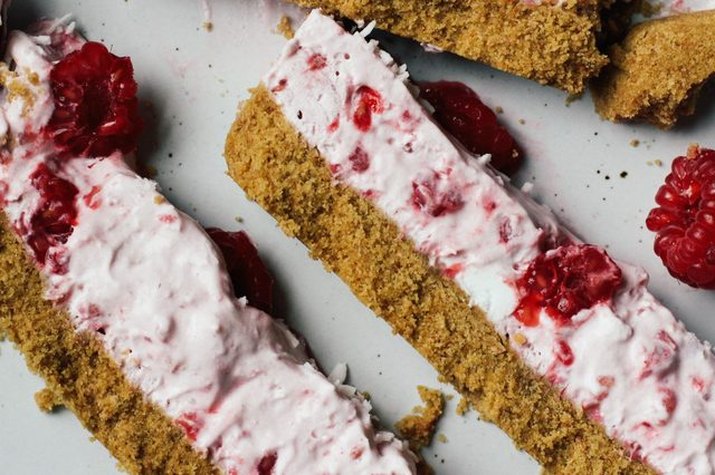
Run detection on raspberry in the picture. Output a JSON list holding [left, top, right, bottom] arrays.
[[27, 164, 79, 266], [411, 175, 464, 217], [514, 244, 623, 326], [176, 412, 203, 442], [257, 452, 277, 475], [352, 86, 384, 132], [348, 146, 370, 172], [646, 147, 715, 288], [206, 228, 274, 313], [48, 42, 143, 158], [419, 81, 523, 176]]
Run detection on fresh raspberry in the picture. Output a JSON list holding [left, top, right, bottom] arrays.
[[206, 228, 274, 313], [419, 81, 523, 176], [27, 163, 79, 266], [514, 244, 623, 327], [646, 147, 715, 288], [48, 42, 143, 158]]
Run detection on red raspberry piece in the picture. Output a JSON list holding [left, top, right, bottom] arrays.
[[352, 86, 384, 132], [307, 53, 327, 71], [514, 244, 623, 326], [176, 412, 203, 442], [257, 452, 277, 474], [411, 175, 464, 217], [206, 228, 274, 314], [419, 81, 523, 176], [646, 147, 715, 289], [48, 42, 143, 157], [27, 164, 79, 266], [348, 146, 370, 172]]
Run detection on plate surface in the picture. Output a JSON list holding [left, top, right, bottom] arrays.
[[1, 1, 714, 474]]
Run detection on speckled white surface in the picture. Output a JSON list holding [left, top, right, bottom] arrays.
[[1, 1, 714, 474]]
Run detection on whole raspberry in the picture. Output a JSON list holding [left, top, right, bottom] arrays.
[[48, 42, 143, 157], [419, 81, 523, 176], [646, 147, 715, 288]]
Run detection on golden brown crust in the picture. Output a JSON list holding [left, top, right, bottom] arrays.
[[0, 217, 218, 475], [224, 86, 655, 474], [396, 386, 445, 450], [592, 10, 715, 128], [287, 0, 609, 94]]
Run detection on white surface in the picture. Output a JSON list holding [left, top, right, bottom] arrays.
[[0, 1, 713, 474]]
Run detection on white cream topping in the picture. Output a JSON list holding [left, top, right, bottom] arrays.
[[267, 10, 715, 474], [0, 22, 416, 475], [636, 0, 715, 21]]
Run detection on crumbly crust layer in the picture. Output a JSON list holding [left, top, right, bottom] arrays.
[[287, 0, 609, 94], [224, 86, 654, 474], [593, 10, 715, 128], [0, 217, 217, 475]]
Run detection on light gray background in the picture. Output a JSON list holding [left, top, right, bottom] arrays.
[[1, 1, 713, 473]]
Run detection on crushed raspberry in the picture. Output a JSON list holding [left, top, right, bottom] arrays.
[[48, 42, 143, 157], [348, 146, 370, 172], [327, 116, 340, 133], [499, 219, 513, 244], [176, 412, 203, 442], [272, 78, 288, 93], [82, 185, 102, 209], [257, 452, 277, 475], [27, 164, 79, 266], [419, 81, 523, 176], [555, 340, 574, 366], [307, 53, 327, 71], [206, 228, 274, 314], [646, 147, 715, 289], [411, 175, 464, 217], [352, 86, 384, 132], [514, 244, 623, 327]]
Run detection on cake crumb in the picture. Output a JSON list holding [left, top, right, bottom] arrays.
[[396, 386, 445, 450], [202, 21, 214, 32], [518, 118, 526, 125], [153, 195, 166, 205], [436, 433, 448, 444], [630, 139, 640, 148], [495, 106, 504, 114], [276, 15, 295, 39], [654, 159, 664, 167], [456, 397, 471, 416], [34, 387, 64, 413], [512, 332, 528, 346]]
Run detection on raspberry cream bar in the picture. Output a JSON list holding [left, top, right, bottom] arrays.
[[285, 0, 609, 95], [593, 6, 715, 128], [0, 17, 416, 475], [226, 10, 715, 474]]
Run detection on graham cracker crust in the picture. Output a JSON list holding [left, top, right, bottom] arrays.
[[287, 0, 609, 95], [593, 10, 715, 128], [0, 217, 217, 474], [223, 85, 655, 474]]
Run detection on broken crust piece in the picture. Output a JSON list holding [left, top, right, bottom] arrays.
[[396, 387, 445, 450], [287, 0, 609, 95], [593, 10, 715, 128], [0, 17, 416, 475]]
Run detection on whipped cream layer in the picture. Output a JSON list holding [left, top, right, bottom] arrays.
[[267, 10, 715, 474], [0, 22, 416, 475]]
